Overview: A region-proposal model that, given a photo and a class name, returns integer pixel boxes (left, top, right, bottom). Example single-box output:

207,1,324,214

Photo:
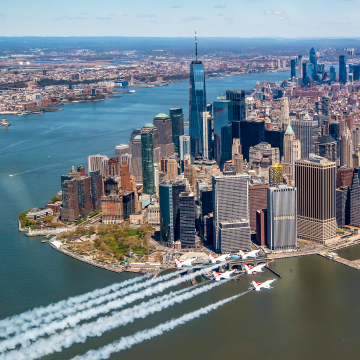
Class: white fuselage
239,249,261,260
213,270,235,281
175,257,197,269
209,254,230,264
251,279,276,292
244,263,267,275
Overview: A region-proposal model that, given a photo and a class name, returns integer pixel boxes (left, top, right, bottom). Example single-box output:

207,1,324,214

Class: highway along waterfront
1,72,360,360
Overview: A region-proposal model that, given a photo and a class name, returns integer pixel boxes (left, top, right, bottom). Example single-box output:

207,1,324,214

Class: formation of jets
174,249,277,293
250,279,277,292
243,263,267,275
212,270,236,281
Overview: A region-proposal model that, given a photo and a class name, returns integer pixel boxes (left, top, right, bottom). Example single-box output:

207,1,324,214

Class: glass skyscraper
226,90,246,140
339,55,347,84
213,97,231,167
309,47,317,79
290,59,296,79
189,61,206,157
141,124,157,195
169,108,184,155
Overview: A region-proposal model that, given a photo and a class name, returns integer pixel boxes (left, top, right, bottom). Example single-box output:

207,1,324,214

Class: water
1,71,360,360
336,243,360,261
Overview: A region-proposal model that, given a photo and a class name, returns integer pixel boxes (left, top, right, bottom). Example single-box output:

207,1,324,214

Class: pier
265,266,282,278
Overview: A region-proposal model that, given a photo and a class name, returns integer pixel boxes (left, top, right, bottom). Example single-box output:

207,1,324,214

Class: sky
0,0,359,38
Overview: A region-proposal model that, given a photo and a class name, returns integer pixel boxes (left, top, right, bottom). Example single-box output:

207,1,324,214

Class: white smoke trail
0,275,149,337
72,291,250,360
0,266,192,338
0,265,224,358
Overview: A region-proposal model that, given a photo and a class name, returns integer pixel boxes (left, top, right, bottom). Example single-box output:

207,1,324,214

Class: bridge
228,256,268,270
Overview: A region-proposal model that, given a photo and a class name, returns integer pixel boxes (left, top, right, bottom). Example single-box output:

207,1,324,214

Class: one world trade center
189,34,206,157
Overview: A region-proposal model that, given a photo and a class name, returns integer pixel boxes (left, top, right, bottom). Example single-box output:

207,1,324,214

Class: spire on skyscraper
195,31,198,62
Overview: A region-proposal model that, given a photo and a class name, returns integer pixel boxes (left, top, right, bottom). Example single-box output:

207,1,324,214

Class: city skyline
1,0,360,37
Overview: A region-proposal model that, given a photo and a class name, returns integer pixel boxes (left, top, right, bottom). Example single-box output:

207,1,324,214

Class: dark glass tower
290,59,296,79
213,97,231,167
302,62,307,86
330,66,336,82
309,47,317,78
226,90,246,141
189,35,206,157
339,55,347,84
169,108,184,155
141,124,157,195
353,65,360,81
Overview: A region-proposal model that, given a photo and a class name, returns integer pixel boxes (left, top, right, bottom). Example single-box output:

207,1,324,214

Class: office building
121,190,135,219
130,134,143,183
153,113,174,158
291,115,318,159
350,168,360,227
339,55,347,84
179,135,191,161
226,90,246,140
159,179,187,245
189,37,206,156
115,144,129,163
340,126,353,168
89,170,103,210
104,177,120,196
240,120,266,161
184,164,197,190
101,194,123,224
107,158,120,177
290,59,296,79
212,174,251,252
179,192,196,248
213,96,231,166
249,142,280,166
265,129,285,158
321,96,329,128
232,153,244,174
309,47,317,78
269,163,283,187
169,108,184,155
295,155,337,243
336,186,350,227
336,166,353,188
120,160,131,191
165,158,178,181
297,55,303,80
315,136,337,162
88,154,109,177
249,184,268,232
267,184,297,250
60,178,79,222
353,65,360,81
330,66,336,82
202,111,212,159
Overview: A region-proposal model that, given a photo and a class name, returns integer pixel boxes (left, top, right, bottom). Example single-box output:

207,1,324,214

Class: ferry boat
129,90,136,93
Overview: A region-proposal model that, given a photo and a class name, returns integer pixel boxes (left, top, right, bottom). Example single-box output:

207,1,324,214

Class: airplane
238,249,262,260
209,253,231,264
212,270,235,281
250,279,277,292
244,263,267,275
174,257,197,269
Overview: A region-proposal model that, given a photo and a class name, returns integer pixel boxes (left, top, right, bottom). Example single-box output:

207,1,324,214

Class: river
0,71,359,359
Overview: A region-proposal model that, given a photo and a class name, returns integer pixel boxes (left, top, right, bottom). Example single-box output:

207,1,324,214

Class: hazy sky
0,0,359,37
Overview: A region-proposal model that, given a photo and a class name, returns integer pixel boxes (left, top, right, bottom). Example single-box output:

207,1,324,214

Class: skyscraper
297,55,303,80
321,96,329,128
130,135,143,183
353,65,360,81
280,96,290,130
309,47,317,78
88,154,109,177
153,113,174,158
212,174,251,252
350,168,360,227
291,114,318,159
141,123,159,195
340,126,353,168
169,108,184,155
226,90,246,140
267,184,297,250
115,144,129,163
315,136,337,162
282,120,301,184
295,155,337,243
179,192,196,248
213,96,231,166
89,170,103,210
339,55,347,84
189,35,206,156
179,135,191,160
290,59,296,79
330,66,336,82
159,179,186,245
336,186,350,227
240,120,265,161
269,163,283,187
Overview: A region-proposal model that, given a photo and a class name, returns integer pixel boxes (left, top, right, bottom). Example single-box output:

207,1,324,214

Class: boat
42,239,46,243
129,90,136,93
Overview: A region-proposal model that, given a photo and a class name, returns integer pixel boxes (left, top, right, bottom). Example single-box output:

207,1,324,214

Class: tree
51,196,61,202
